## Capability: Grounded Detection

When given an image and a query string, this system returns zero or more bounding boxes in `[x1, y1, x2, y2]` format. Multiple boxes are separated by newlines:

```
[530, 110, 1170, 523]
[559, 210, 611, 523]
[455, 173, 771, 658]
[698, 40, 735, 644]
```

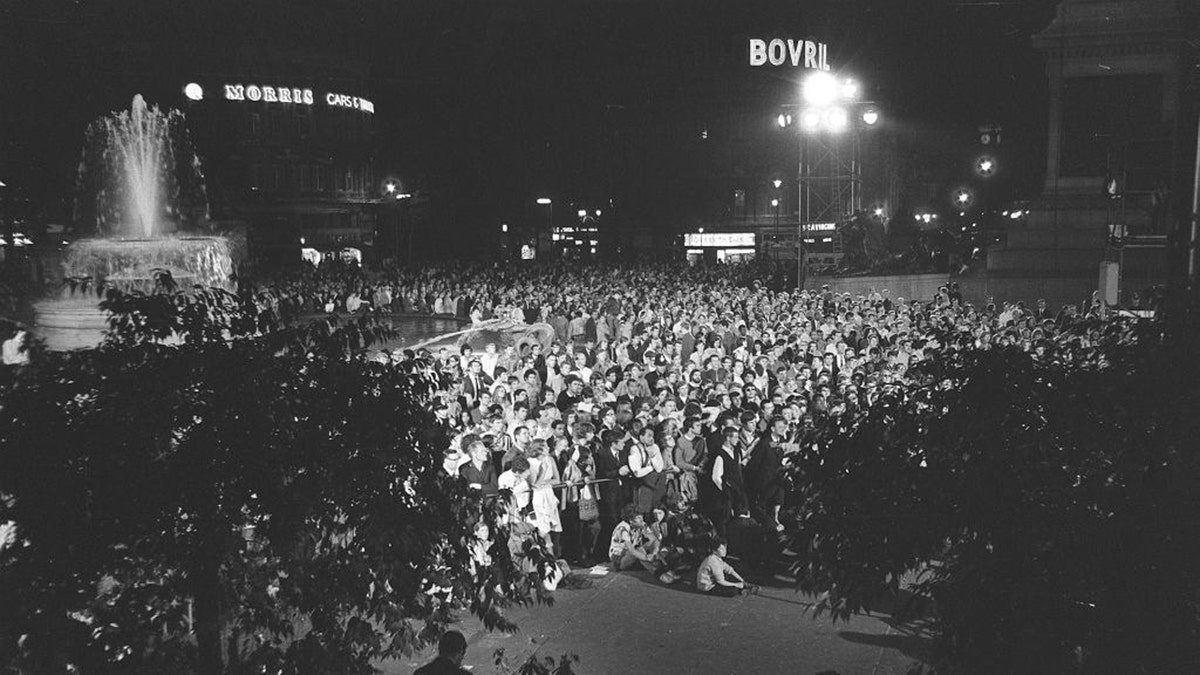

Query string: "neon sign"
[224, 84, 314, 105]
[325, 92, 374, 114]
[221, 84, 375, 114]
[802, 222, 836, 233]
[748, 39, 830, 70]
[684, 232, 756, 247]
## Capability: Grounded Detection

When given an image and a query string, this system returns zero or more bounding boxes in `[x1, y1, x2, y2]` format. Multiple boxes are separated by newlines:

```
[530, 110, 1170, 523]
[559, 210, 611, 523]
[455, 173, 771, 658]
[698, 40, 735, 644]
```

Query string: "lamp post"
[536, 198, 553, 256]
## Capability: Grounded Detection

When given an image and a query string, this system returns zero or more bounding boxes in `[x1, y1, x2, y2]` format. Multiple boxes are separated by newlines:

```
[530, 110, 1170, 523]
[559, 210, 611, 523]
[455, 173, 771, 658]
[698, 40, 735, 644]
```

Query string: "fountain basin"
[63, 237, 233, 291]
[35, 236, 233, 350]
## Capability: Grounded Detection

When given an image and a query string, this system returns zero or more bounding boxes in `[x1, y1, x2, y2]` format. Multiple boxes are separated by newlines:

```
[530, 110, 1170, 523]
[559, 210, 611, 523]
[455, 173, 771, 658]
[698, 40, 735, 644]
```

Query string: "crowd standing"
[237, 259, 1154, 594]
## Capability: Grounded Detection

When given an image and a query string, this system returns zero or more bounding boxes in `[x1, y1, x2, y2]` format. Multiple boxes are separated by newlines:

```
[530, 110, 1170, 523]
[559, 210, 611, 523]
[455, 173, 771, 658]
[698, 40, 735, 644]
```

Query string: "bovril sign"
[748, 38, 830, 70]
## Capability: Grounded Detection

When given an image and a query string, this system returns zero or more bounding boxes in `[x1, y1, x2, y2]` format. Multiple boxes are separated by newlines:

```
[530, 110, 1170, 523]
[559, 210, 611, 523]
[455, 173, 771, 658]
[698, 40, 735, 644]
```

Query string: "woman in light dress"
[525, 439, 563, 558]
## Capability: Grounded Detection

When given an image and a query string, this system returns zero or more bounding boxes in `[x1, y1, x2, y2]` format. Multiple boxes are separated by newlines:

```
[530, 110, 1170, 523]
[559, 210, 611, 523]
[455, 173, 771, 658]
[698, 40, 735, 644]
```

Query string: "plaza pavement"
[382, 565, 932, 675]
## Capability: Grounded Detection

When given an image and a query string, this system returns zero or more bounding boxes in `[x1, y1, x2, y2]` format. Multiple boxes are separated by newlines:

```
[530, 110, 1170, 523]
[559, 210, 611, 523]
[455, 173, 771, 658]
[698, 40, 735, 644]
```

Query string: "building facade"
[178, 50, 386, 264]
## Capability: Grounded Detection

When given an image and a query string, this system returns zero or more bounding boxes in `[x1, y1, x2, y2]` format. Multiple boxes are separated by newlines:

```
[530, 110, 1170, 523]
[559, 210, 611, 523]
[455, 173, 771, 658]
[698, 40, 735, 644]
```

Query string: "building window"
[314, 165, 324, 193]
[249, 113, 261, 137]
[272, 164, 283, 191]
[733, 189, 746, 217]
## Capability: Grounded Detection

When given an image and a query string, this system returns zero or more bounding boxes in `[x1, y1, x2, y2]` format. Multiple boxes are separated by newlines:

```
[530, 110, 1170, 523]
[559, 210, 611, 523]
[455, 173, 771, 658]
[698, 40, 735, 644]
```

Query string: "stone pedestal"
[984, 0, 1193, 295]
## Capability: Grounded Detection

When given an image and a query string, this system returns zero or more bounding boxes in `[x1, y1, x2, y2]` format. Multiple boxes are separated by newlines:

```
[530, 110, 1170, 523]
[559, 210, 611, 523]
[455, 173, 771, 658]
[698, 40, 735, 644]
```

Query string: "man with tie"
[462, 359, 493, 406]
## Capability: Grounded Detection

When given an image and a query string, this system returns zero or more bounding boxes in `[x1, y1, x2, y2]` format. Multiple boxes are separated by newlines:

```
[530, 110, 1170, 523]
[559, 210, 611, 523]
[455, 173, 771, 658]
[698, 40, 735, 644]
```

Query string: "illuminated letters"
[219, 83, 357, 109]
[749, 38, 766, 66]
[747, 38, 831, 70]
[325, 92, 375, 114]
[767, 39, 785, 66]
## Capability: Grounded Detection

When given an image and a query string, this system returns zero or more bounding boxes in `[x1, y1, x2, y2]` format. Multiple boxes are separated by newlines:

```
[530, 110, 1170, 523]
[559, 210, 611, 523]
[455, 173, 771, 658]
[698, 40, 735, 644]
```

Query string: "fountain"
[34, 95, 233, 350]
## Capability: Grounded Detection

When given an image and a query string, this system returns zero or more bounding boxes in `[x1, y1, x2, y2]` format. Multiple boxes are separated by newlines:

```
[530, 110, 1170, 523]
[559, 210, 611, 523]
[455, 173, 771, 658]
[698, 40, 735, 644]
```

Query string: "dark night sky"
[0, 0, 1061, 229]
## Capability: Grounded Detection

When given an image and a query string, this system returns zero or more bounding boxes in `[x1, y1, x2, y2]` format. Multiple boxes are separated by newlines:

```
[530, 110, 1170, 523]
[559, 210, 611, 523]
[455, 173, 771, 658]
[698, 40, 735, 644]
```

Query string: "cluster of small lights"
[914, 212, 938, 224]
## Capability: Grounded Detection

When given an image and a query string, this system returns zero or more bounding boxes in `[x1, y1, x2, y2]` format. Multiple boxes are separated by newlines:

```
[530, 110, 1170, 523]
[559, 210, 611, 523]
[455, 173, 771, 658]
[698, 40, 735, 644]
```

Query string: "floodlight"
[802, 72, 838, 106]
[536, 198, 552, 205]
[825, 107, 849, 133]
[840, 80, 859, 100]
[799, 109, 822, 131]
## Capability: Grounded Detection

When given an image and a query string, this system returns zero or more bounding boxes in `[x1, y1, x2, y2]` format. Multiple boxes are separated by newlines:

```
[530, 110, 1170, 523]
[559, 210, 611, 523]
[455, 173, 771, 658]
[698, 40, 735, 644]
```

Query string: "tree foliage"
[786, 319, 1200, 674]
[0, 282, 550, 674]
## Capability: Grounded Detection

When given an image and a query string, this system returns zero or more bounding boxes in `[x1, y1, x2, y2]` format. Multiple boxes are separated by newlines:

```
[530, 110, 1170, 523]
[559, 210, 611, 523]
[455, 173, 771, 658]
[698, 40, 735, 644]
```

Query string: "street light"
[773, 178, 783, 189]
[501, 223, 508, 233]
[976, 156, 996, 177]
[536, 198, 553, 252]
[385, 182, 396, 194]
[861, 109, 880, 126]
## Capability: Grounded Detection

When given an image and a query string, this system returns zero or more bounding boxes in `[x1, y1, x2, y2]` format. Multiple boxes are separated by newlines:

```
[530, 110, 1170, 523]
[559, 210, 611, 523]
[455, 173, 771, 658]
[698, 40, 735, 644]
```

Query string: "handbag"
[577, 484, 600, 521]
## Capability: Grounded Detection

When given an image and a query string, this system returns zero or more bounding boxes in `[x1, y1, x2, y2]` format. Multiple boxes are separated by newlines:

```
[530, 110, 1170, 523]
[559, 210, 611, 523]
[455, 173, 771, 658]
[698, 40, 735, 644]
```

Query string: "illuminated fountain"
[34, 95, 233, 350]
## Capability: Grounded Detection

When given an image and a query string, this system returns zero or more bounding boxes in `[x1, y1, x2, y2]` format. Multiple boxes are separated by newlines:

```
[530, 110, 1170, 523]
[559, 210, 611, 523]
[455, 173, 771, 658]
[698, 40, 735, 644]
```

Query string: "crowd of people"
[243, 259, 1147, 594]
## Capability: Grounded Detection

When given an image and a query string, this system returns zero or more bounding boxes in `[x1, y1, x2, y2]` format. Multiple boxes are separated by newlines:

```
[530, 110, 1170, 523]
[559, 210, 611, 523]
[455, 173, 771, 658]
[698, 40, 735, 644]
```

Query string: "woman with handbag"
[563, 423, 601, 565]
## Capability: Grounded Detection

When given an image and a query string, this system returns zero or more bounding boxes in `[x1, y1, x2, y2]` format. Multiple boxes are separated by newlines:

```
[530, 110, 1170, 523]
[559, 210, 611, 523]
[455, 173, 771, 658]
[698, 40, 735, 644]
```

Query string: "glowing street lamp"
[536, 198, 552, 205]
[501, 223, 508, 233]
[873, 207, 884, 217]
[183, 83, 204, 101]
[771, 198, 780, 207]
[577, 209, 587, 218]
[976, 156, 996, 177]
[861, 109, 880, 126]
[385, 182, 396, 194]
[773, 178, 783, 189]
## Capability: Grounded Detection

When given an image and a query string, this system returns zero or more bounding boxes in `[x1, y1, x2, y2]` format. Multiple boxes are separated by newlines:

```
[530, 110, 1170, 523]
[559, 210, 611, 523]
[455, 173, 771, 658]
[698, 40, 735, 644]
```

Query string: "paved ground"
[382, 565, 932, 675]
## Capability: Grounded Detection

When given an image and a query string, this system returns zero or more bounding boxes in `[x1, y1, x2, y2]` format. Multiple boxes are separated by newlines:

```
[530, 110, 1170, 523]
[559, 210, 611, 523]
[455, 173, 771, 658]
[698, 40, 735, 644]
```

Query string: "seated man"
[608, 504, 659, 574]
[696, 538, 755, 597]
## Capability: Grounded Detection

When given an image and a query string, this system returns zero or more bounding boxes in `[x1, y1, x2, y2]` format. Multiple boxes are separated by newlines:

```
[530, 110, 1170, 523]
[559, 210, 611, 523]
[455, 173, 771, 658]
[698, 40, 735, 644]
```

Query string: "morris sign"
[221, 83, 374, 114]
[748, 38, 830, 70]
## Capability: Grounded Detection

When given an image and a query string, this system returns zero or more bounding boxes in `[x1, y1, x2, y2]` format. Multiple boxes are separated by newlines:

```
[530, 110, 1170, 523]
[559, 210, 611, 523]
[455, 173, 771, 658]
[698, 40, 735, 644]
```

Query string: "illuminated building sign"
[326, 92, 374, 114]
[224, 84, 315, 105]
[802, 222, 836, 233]
[220, 83, 374, 114]
[684, 232, 756, 247]
[748, 39, 830, 70]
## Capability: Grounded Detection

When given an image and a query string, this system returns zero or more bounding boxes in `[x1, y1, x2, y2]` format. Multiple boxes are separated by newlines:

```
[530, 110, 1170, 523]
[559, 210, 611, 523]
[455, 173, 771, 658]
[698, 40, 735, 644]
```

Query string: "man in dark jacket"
[459, 440, 498, 496]
[415, 630, 470, 674]
[592, 428, 629, 561]
[744, 416, 790, 531]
